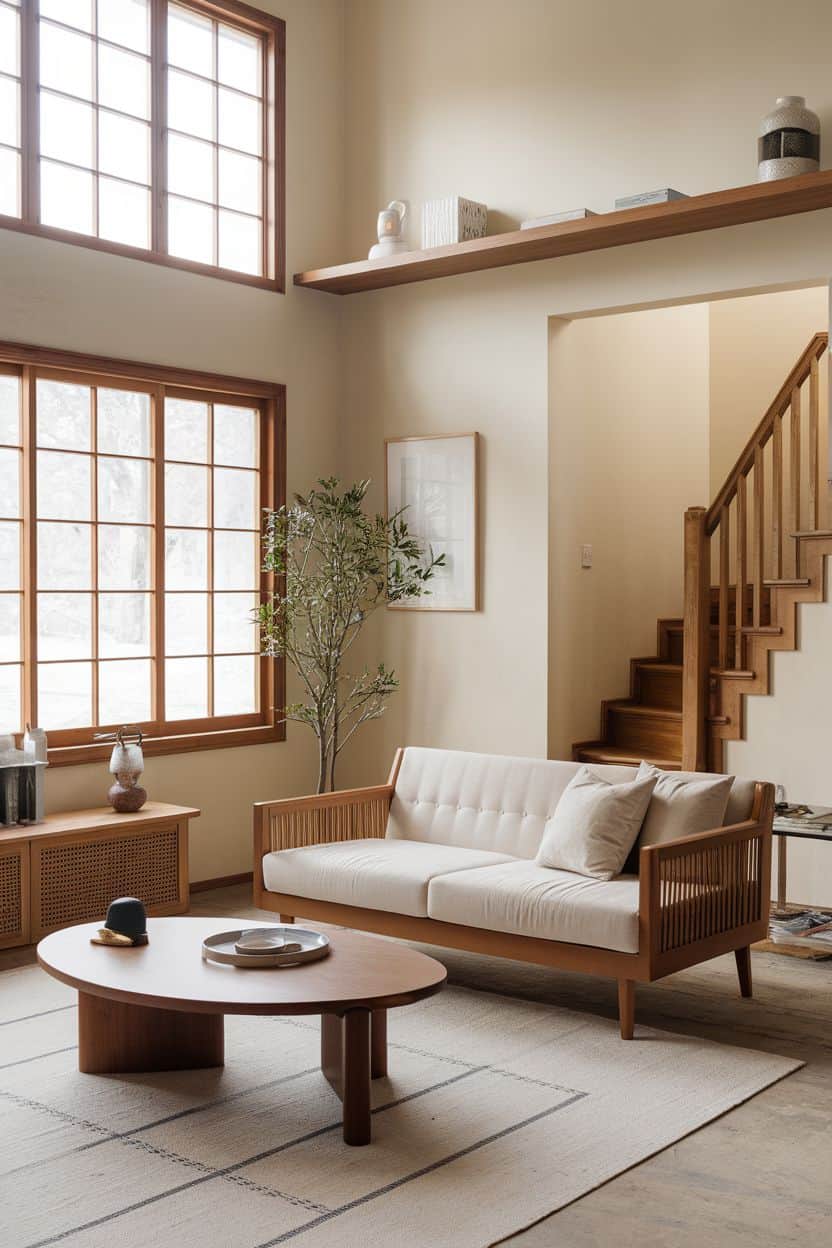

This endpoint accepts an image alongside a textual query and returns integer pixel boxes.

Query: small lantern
[368,200,408,259]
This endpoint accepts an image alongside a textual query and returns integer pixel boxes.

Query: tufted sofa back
[385,747,757,860]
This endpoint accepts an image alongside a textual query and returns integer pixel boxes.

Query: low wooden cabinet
[0,802,199,948]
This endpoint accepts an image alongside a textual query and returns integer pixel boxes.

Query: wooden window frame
[0,337,286,767]
[0,0,285,292]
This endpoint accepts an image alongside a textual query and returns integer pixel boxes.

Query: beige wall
[548,305,710,759]
[336,0,832,797]
[0,0,345,882]
[709,286,829,497]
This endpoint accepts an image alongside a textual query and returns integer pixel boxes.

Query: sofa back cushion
[386,747,759,860]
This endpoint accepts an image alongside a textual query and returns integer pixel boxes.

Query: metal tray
[202,926,330,969]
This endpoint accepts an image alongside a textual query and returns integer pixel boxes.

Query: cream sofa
[254,747,773,1037]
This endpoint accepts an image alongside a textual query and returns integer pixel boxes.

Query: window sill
[0,215,284,293]
[47,723,285,768]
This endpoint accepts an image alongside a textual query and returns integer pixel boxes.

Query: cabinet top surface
[0,801,200,843]
[37,917,447,1014]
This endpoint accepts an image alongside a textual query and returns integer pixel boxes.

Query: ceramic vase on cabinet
[758,96,820,181]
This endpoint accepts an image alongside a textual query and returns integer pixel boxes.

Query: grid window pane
[214,466,257,530]
[0,375,20,445]
[98,43,150,120]
[40,92,95,169]
[99,657,152,724]
[165,656,207,720]
[0,520,20,589]
[0,6,20,76]
[37,450,92,521]
[168,195,215,265]
[165,462,209,527]
[98,524,151,590]
[38,22,94,101]
[0,664,21,732]
[37,592,93,660]
[97,389,151,457]
[214,529,257,590]
[165,592,208,656]
[165,528,208,590]
[218,209,261,276]
[168,69,214,141]
[37,380,91,450]
[0,594,20,662]
[39,0,93,33]
[38,660,92,729]
[214,592,258,654]
[165,399,208,463]
[99,177,151,249]
[0,75,20,148]
[0,146,20,217]
[98,111,151,184]
[0,447,19,518]
[98,456,151,523]
[217,24,261,95]
[40,160,95,235]
[99,593,151,658]
[167,132,214,203]
[214,405,258,468]
[97,0,151,56]
[214,653,256,715]
[167,5,213,77]
[218,148,260,216]
[218,88,260,156]
[38,521,91,590]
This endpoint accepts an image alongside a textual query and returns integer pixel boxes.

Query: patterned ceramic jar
[758,96,820,181]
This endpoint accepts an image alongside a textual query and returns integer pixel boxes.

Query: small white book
[520,208,596,229]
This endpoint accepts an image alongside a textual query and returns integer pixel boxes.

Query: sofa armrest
[637,780,774,969]
[253,784,394,871]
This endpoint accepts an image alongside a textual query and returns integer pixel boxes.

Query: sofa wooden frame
[253,750,774,1038]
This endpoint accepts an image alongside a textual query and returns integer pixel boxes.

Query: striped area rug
[0,963,799,1248]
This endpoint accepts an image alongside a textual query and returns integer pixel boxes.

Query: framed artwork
[385,432,480,611]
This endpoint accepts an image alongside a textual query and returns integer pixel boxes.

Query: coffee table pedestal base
[321,1008,387,1145]
[77,991,225,1074]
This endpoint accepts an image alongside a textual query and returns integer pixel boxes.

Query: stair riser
[634,667,682,711]
[605,709,682,756]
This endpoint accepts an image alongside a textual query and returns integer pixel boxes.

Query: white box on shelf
[422,197,487,248]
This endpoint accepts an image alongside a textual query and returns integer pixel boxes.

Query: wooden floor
[7,883,831,1245]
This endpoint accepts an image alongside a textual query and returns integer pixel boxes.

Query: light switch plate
[581,544,593,569]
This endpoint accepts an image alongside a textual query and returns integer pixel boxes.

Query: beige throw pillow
[636,761,733,849]
[536,766,657,880]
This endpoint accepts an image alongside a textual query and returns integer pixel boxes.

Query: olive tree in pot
[259,478,443,793]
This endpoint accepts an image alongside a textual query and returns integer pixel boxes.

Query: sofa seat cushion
[427,859,641,953]
[262,838,517,918]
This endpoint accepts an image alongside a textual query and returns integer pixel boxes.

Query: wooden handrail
[706,332,827,533]
[683,331,828,770]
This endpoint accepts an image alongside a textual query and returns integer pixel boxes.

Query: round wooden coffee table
[37,916,446,1145]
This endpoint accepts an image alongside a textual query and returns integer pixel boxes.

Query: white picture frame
[385,432,479,612]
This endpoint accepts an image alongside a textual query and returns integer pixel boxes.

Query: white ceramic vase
[758,96,820,181]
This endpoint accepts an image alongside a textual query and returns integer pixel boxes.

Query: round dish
[202,926,330,969]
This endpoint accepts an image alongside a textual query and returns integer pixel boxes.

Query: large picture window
[0,0,284,289]
[0,340,285,764]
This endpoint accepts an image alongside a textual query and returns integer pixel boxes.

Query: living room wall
[334,0,832,798]
[0,0,346,882]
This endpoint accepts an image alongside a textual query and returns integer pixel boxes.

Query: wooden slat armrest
[253,784,394,861]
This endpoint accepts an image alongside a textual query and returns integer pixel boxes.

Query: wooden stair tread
[764,577,811,587]
[740,625,783,635]
[633,660,681,673]
[711,668,755,679]
[792,529,832,538]
[605,700,681,720]
[574,743,681,769]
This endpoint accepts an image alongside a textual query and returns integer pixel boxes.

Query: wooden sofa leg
[280,914,295,924]
[735,946,752,998]
[618,980,635,1039]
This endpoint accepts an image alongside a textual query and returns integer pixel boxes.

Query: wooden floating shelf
[294,169,832,295]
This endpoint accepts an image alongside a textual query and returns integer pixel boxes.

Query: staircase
[573,332,829,773]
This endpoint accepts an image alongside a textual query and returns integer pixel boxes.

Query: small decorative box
[422,196,487,248]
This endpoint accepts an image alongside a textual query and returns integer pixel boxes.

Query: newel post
[682,507,710,772]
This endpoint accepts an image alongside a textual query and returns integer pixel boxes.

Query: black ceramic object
[104,897,148,946]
